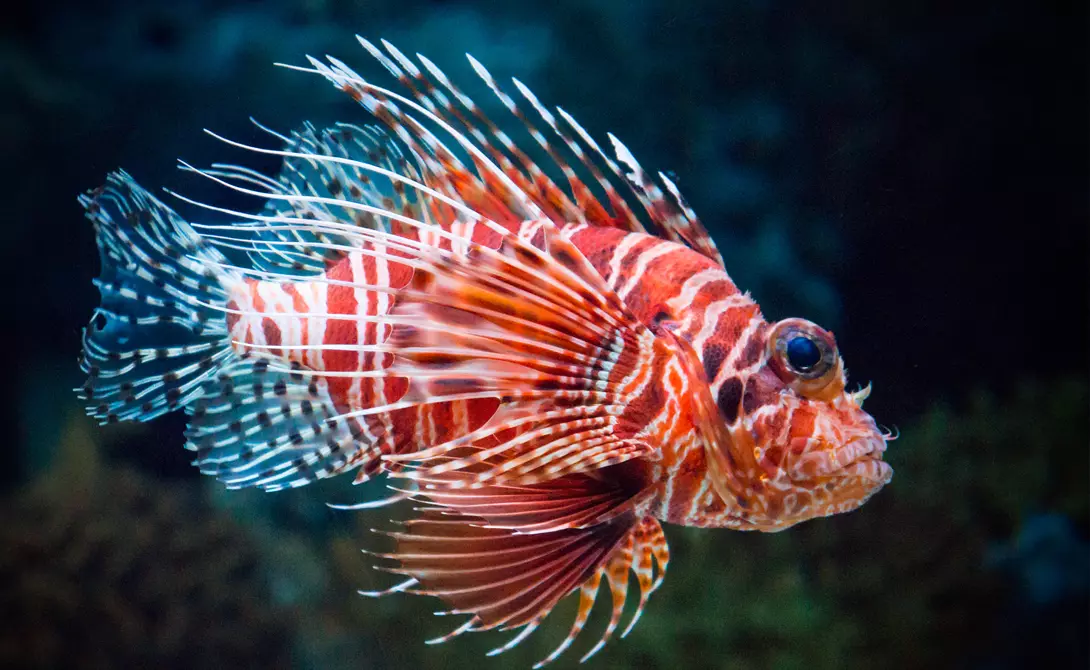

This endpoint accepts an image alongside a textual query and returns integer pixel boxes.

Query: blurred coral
[0,414,293,669]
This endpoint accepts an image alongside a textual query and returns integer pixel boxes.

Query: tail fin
[77,171,241,424]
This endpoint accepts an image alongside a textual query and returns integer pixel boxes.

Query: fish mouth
[786,434,893,486]
[834,436,893,484]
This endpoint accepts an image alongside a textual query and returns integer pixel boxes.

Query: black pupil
[786,336,821,372]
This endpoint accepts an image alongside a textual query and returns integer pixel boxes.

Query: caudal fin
[77,171,241,424]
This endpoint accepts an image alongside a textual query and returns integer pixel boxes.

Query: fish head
[700,318,893,530]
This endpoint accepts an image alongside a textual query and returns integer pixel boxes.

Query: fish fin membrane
[377,475,668,665]
[382,221,669,485]
[77,171,241,423]
[241,122,419,276]
[185,357,372,491]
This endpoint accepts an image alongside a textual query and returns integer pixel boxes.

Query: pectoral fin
[369,474,668,666]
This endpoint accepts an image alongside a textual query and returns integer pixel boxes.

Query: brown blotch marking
[736,323,768,370]
[742,368,783,416]
[702,343,725,384]
[716,377,743,424]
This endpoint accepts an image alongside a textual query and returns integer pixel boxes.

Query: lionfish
[77,39,892,665]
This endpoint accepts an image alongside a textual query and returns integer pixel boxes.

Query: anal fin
[185,357,376,491]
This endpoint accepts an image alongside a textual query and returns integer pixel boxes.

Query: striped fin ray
[185,357,372,491]
[467,55,629,229]
[468,50,724,264]
[370,472,669,666]
[356,38,654,236]
[206,121,423,276]
[357,38,583,226]
[293,40,722,263]
[533,516,669,667]
[291,53,545,231]
[385,509,631,628]
[608,135,725,266]
[409,471,653,533]
[77,172,240,423]
[200,40,720,269]
[504,76,646,233]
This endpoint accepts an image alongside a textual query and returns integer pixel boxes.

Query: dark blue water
[3,1,1086,668]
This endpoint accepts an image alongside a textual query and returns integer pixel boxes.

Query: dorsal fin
[358,38,583,226]
[195,121,425,276]
[279,40,724,266]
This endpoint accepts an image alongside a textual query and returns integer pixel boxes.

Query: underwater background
[3,0,1087,668]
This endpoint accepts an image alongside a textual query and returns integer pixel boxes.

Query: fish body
[78,39,891,665]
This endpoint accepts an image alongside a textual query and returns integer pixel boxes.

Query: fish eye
[785,335,821,373]
[768,319,841,398]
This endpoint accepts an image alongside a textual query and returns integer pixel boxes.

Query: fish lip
[787,434,890,483]
[835,435,892,483]
[838,435,879,463]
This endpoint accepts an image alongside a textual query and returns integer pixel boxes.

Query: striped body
[226,220,768,527]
